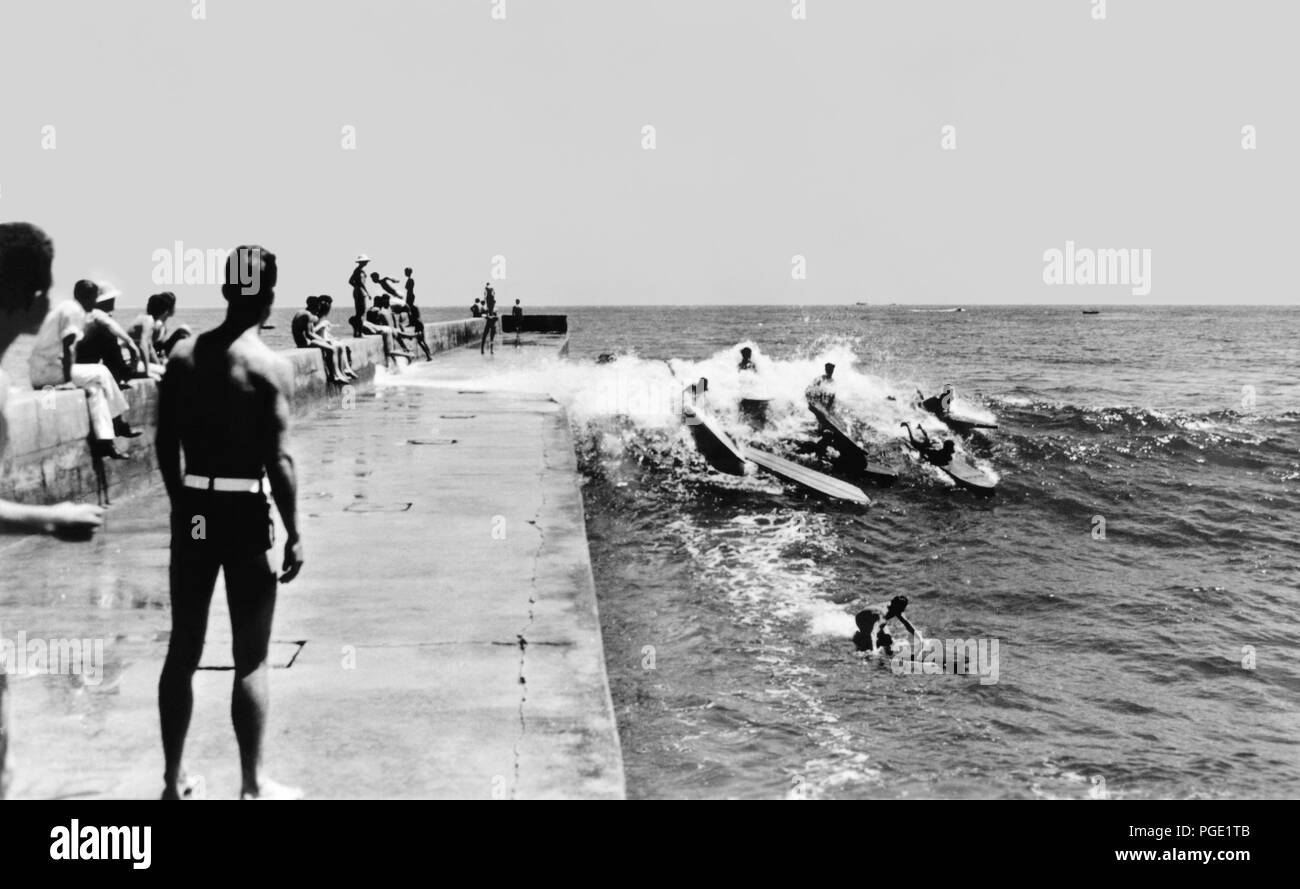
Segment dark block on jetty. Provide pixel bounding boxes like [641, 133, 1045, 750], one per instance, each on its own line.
[502, 314, 567, 335]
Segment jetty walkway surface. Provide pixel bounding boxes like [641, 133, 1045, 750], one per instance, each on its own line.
[0, 329, 625, 799]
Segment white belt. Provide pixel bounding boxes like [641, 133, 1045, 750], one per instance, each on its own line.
[183, 474, 266, 494]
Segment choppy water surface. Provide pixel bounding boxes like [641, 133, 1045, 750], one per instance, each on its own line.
[560, 305, 1299, 799]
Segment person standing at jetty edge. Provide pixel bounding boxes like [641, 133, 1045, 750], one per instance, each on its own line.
[27, 278, 140, 460]
[483, 281, 496, 314]
[511, 298, 522, 347]
[480, 307, 498, 355]
[348, 254, 371, 337]
[156, 245, 304, 801]
[0, 222, 105, 800]
[403, 267, 416, 308]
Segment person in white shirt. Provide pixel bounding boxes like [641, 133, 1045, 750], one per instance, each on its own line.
[27, 279, 139, 458]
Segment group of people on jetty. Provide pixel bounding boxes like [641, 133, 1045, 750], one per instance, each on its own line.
[0, 224, 307, 799]
[0, 223, 515, 800]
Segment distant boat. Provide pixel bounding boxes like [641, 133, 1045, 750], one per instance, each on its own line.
[854, 301, 867, 306]
[1081, 310, 1100, 315]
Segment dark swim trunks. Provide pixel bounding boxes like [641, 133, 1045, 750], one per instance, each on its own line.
[168, 489, 278, 670]
[171, 488, 274, 554]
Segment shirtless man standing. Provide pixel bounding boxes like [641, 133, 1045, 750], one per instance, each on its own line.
[156, 245, 304, 800]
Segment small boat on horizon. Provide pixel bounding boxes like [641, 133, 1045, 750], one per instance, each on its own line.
[1082, 310, 1101, 315]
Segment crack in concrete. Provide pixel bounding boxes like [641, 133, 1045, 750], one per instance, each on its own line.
[511, 434, 548, 800]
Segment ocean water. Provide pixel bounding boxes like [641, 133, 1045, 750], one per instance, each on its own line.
[553, 305, 1299, 799]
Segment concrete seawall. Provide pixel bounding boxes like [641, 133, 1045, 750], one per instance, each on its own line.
[1, 321, 626, 799]
[0, 318, 484, 505]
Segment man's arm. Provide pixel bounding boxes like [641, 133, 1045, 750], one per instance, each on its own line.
[135, 320, 160, 367]
[155, 354, 185, 502]
[92, 312, 143, 362]
[263, 357, 303, 583]
[60, 333, 76, 383]
[897, 615, 918, 639]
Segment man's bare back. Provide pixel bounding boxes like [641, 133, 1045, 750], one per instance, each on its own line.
[163, 328, 294, 481]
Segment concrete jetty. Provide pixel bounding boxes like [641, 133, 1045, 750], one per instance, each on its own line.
[0, 320, 625, 799]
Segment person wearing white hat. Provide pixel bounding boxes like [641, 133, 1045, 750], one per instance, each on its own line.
[75, 280, 156, 383]
[348, 254, 371, 337]
[26, 278, 141, 458]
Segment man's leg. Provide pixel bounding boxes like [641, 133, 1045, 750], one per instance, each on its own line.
[315, 345, 342, 383]
[334, 345, 355, 377]
[159, 544, 220, 798]
[351, 295, 365, 336]
[70, 364, 128, 440]
[224, 551, 299, 798]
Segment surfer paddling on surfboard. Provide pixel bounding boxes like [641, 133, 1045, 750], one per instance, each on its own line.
[853, 596, 920, 657]
[901, 421, 955, 467]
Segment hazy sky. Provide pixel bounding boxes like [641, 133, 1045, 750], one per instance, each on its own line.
[1, 0, 1295, 307]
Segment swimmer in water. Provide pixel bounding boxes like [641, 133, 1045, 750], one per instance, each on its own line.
[852, 595, 919, 657]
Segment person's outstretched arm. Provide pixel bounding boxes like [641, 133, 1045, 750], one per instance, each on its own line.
[156, 353, 185, 502]
[0, 499, 104, 535]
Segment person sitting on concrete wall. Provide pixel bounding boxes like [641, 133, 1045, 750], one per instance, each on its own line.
[292, 296, 353, 385]
[363, 294, 417, 366]
[26, 278, 140, 460]
[312, 296, 359, 378]
[75, 281, 156, 384]
[129, 292, 192, 370]
[0, 221, 106, 800]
